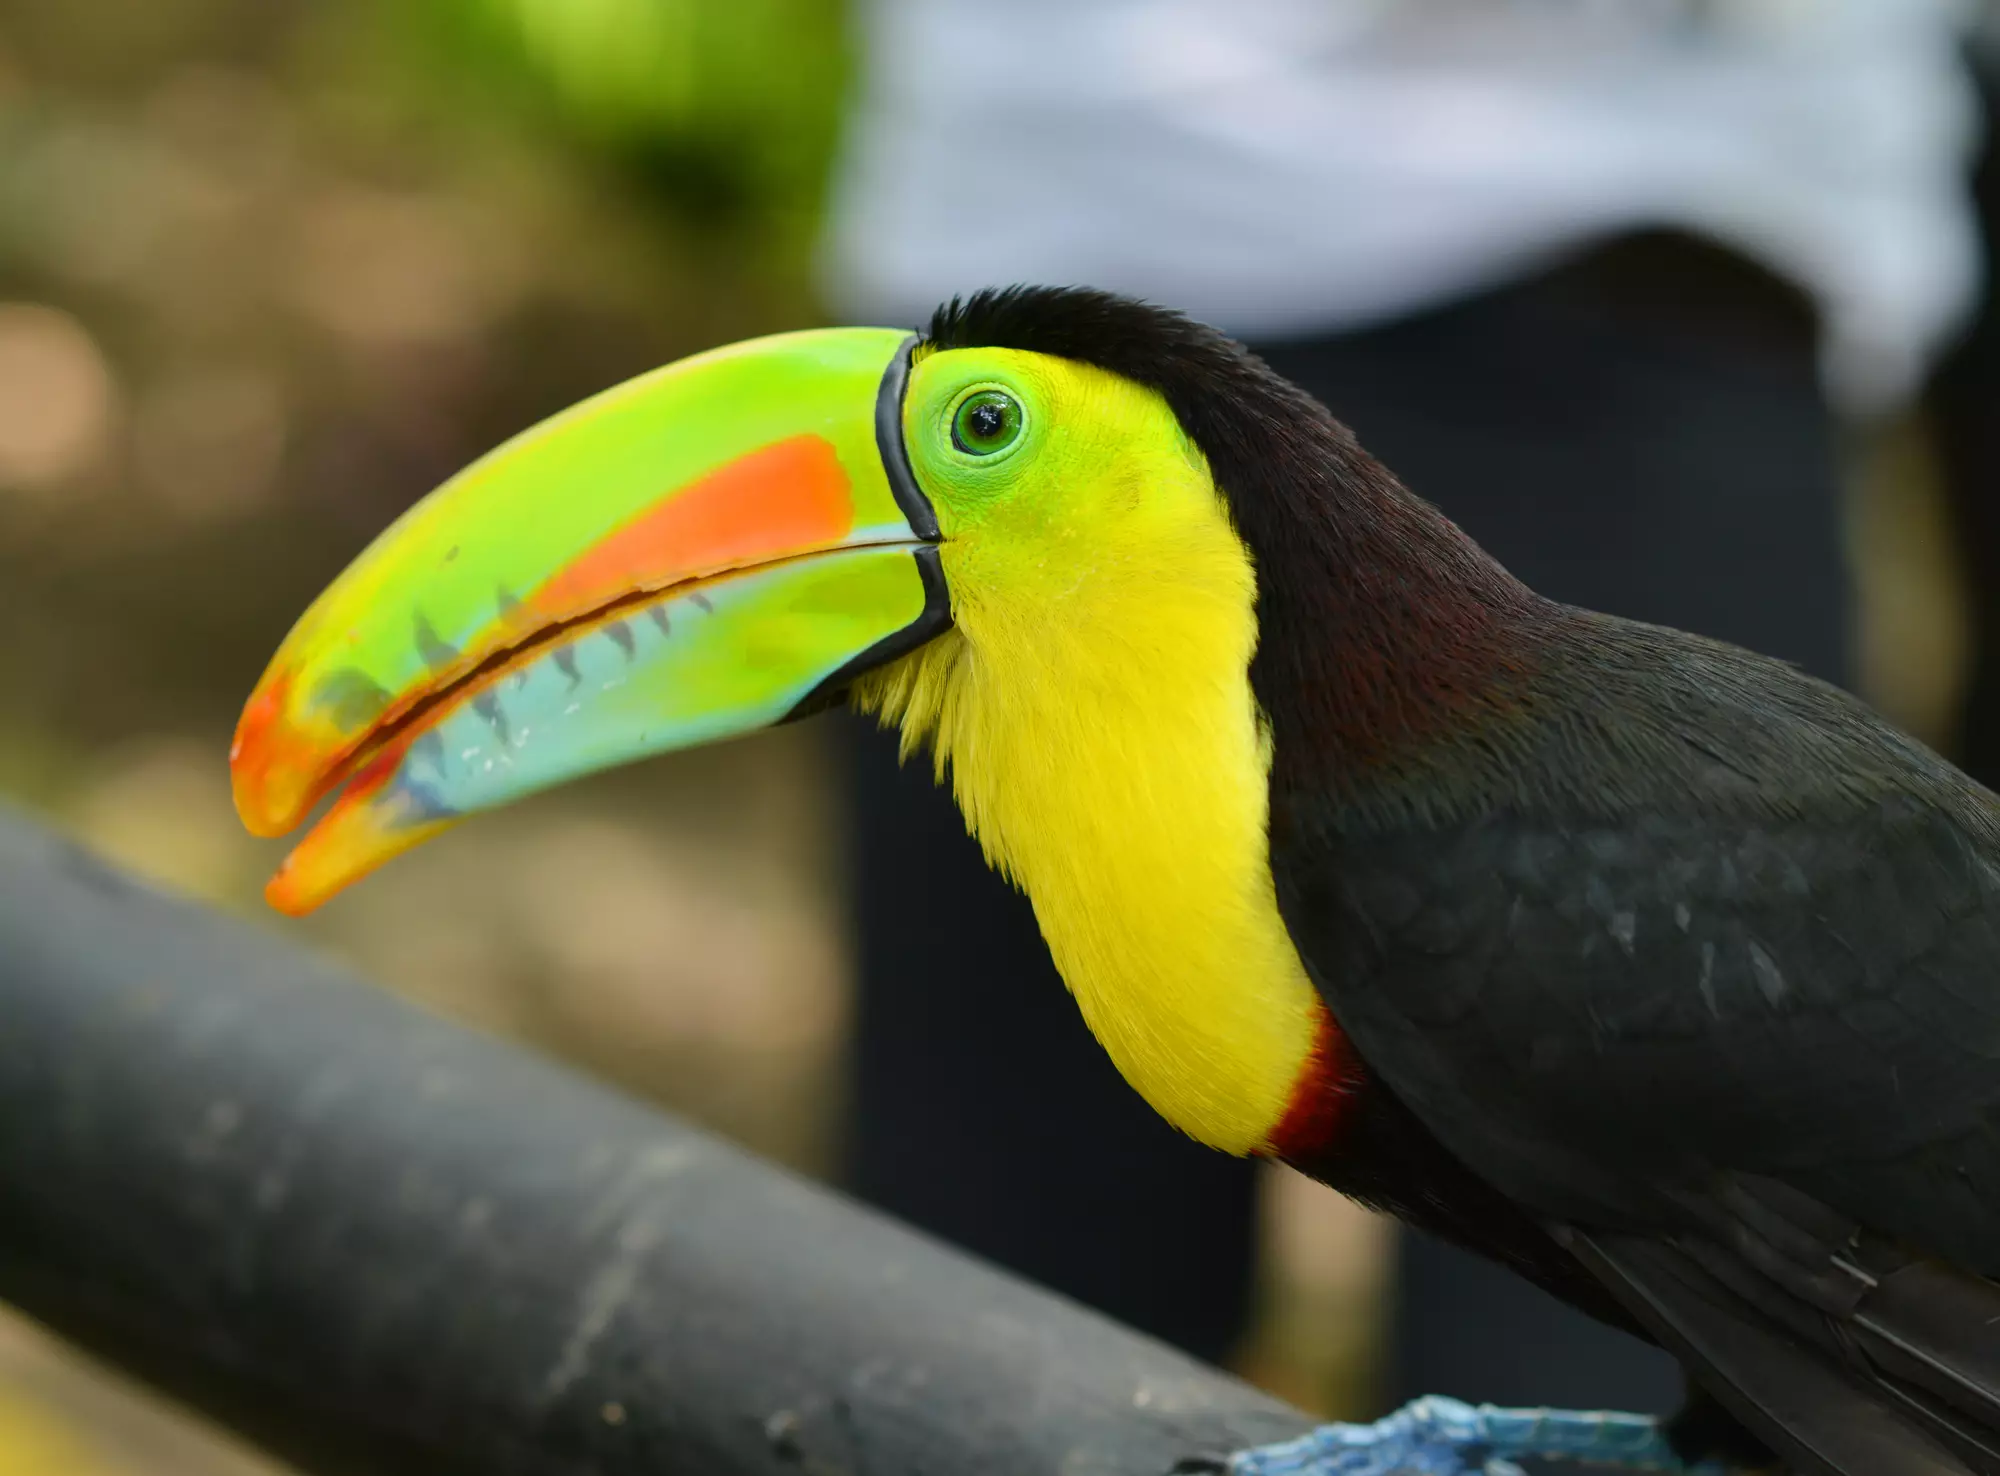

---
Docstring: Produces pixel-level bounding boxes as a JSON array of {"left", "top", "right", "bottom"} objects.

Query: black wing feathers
[
  {"left": 1273, "top": 615, "right": 2000, "bottom": 1475},
  {"left": 1298, "top": 801, "right": 2000, "bottom": 1261},
  {"left": 1570, "top": 1228, "right": 1989, "bottom": 1476}
]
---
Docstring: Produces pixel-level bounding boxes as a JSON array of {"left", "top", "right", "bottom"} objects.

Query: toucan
[{"left": 231, "top": 288, "right": 2000, "bottom": 1476}]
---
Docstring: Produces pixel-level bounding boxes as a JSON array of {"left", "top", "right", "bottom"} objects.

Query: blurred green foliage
[
  {"left": 0, "top": 0, "right": 858, "bottom": 770},
  {"left": 0, "top": 3, "right": 1400, "bottom": 1468},
  {"left": 394, "top": 0, "right": 850, "bottom": 236},
  {"left": 0, "top": 6, "right": 866, "bottom": 1461}
]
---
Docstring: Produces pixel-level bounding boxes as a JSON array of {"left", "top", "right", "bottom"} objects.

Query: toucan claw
[{"left": 1223, "top": 1396, "right": 1730, "bottom": 1476}]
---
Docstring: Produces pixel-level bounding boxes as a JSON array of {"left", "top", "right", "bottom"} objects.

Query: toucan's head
[
  {"left": 233, "top": 287, "right": 1386, "bottom": 1155},
  {"left": 233, "top": 287, "right": 1327, "bottom": 912}
]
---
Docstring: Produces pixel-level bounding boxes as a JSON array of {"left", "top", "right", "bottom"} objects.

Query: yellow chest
[{"left": 857, "top": 542, "right": 1324, "bottom": 1156}]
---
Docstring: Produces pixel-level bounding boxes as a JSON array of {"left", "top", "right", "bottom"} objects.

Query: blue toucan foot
[{"left": 1216, "top": 1396, "right": 1729, "bottom": 1475}]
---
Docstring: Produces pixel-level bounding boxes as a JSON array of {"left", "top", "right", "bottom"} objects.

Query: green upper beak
[{"left": 231, "top": 327, "right": 948, "bottom": 914}]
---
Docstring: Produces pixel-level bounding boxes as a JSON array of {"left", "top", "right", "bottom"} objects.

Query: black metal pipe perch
[{"left": 0, "top": 804, "right": 1314, "bottom": 1475}]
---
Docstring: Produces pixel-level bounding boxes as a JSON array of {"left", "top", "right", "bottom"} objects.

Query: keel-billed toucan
[{"left": 232, "top": 289, "right": 2000, "bottom": 1476}]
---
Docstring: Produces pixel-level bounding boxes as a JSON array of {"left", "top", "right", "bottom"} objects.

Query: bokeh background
[{"left": 0, "top": 1, "right": 1990, "bottom": 1469}]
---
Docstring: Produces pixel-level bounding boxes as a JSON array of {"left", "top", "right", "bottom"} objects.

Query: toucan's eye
[{"left": 951, "top": 390, "right": 1024, "bottom": 456}]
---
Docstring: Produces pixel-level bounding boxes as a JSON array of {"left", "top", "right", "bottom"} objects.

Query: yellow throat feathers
[{"left": 854, "top": 354, "right": 1323, "bottom": 1155}]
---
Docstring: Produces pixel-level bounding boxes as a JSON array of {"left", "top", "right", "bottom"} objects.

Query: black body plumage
[
  {"left": 931, "top": 287, "right": 2000, "bottom": 1475},
  {"left": 1285, "top": 616, "right": 2000, "bottom": 1475}
]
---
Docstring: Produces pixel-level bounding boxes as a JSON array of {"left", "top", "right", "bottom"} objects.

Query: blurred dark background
[{"left": 0, "top": 2, "right": 1993, "bottom": 1469}]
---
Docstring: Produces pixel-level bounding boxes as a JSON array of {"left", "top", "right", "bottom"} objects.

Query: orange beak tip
[
  {"left": 259, "top": 807, "right": 460, "bottom": 918},
  {"left": 237, "top": 803, "right": 296, "bottom": 843},
  {"left": 262, "top": 866, "right": 323, "bottom": 919},
  {"left": 230, "top": 775, "right": 306, "bottom": 841}
]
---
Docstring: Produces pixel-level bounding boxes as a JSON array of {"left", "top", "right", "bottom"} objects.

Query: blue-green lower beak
[{"left": 237, "top": 327, "right": 950, "bottom": 914}]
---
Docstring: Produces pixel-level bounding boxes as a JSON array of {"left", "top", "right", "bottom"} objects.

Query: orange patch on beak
[
  {"left": 230, "top": 433, "right": 860, "bottom": 844},
  {"left": 527, "top": 434, "right": 854, "bottom": 621}
]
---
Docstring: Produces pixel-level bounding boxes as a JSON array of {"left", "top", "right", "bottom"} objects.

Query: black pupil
[{"left": 967, "top": 401, "right": 1008, "bottom": 441}]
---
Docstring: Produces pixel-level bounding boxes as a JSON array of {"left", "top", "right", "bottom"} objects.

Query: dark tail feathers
[{"left": 1559, "top": 1180, "right": 2000, "bottom": 1475}]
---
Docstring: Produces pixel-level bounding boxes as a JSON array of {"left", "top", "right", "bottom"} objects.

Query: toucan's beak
[{"left": 231, "top": 327, "right": 946, "bottom": 915}]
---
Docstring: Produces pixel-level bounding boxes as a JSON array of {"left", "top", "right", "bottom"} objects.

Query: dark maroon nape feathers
[{"left": 925, "top": 286, "right": 1545, "bottom": 789}]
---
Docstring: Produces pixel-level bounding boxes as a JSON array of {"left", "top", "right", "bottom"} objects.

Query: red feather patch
[{"left": 1266, "top": 1002, "right": 1367, "bottom": 1161}]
